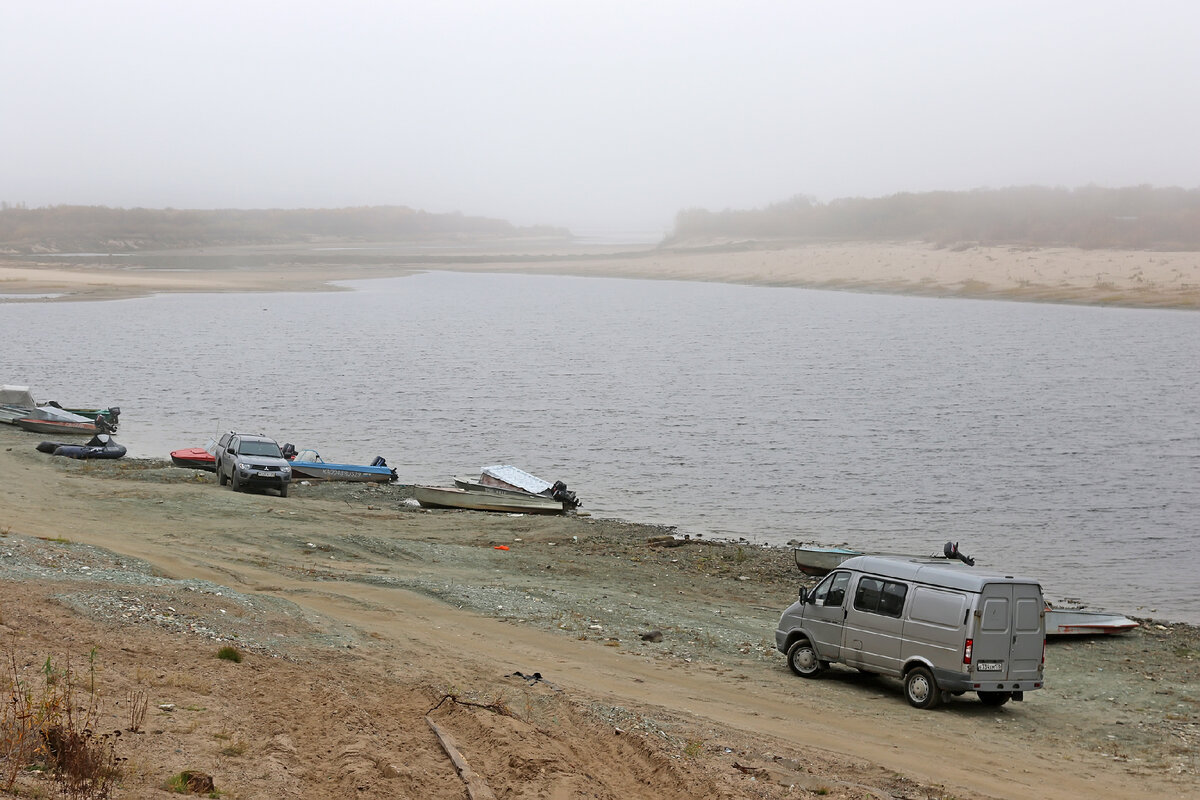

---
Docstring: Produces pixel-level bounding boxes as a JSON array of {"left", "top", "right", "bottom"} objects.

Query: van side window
[{"left": 854, "top": 577, "right": 908, "bottom": 618}]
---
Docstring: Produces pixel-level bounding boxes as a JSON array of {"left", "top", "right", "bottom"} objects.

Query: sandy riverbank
[
  {"left": 2, "top": 240, "right": 1199, "bottom": 308},
  {"left": 0, "top": 424, "right": 1197, "bottom": 799}
]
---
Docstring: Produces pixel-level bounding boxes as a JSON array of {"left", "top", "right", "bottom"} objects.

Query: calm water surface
[{"left": 3, "top": 272, "right": 1198, "bottom": 623}]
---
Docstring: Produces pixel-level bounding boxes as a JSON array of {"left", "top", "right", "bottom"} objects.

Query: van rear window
[
  {"left": 854, "top": 577, "right": 908, "bottom": 618},
  {"left": 909, "top": 587, "right": 967, "bottom": 627}
]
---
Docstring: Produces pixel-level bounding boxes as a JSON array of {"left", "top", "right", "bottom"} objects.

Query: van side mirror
[{"left": 797, "top": 586, "right": 808, "bottom": 603}]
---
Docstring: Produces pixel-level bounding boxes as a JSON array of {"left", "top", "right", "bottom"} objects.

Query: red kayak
[{"left": 170, "top": 447, "right": 216, "bottom": 472}]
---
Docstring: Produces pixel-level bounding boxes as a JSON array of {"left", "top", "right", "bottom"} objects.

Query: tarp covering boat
[
  {"left": 478, "top": 465, "right": 581, "bottom": 508},
  {"left": 480, "top": 465, "right": 555, "bottom": 494}
]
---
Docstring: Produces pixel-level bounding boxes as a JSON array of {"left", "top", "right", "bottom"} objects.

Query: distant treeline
[
  {"left": 0, "top": 204, "right": 569, "bottom": 253},
  {"left": 667, "top": 186, "right": 1200, "bottom": 250}
]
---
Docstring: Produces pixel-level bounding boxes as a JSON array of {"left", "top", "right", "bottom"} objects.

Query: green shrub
[{"left": 215, "top": 647, "right": 242, "bottom": 663}]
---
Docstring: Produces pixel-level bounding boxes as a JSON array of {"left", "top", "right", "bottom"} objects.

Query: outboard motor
[
  {"left": 281, "top": 442, "right": 297, "bottom": 460},
  {"left": 95, "top": 414, "right": 114, "bottom": 435},
  {"left": 943, "top": 541, "right": 976, "bottom": 566},
  {"left": 370, "top": 456, "right": 387, "bottom": 467},
  {"left": 550, "top": 480, "right": 581, "bottom": 509}
]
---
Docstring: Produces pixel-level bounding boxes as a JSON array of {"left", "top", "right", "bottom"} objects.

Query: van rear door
[{"left": 972, "top": 582, "right": 1044, "bottom": 681}]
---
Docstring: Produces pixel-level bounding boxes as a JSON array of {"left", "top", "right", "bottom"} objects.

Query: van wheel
[
  {"left": 978, "top": 691, "right": 1012, "bottom": 707},
  {"left": 786, "top": 640, "right": 825, "bottom": 678},
  {"left": 218, "top": 464, "right": 227, "bottom": 486},
  {"left": 904, "top": 666, "right": 940, "bottom": 709}
]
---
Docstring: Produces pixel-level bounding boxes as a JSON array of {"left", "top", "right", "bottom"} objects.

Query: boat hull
[
  {"left": 15, "top": 418, "right": 100, "bottom": 435},
  {"left": 290, "top": 463, "right": 395, "bottom": 482},
  {"left": 170, "top": 448, "right": 217, "bottom": 472},
  {"left": 1045, "top": 609, "right": 1138, "bottom": 636},
  {"left": 413, "top": 485, "right": 567, "bottom": 514},
  {"left": 37, "top": 434, "right": 125, "bottom": 459},
  {"left": 792, "top": 546, "right": 864, "bottom": 576}
]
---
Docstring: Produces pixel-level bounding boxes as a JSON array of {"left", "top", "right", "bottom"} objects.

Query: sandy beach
[
  {"left": 1, "top": 240, "right": 1199, "bottom": 309},
  {"left": 1, "top": 424, "right": 1198, "bottom": 799}
]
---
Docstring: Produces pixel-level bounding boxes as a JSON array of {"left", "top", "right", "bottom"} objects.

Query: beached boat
[
  {"left": 0, "top": 385, "right": 40, "bottom": 424},
  {"left": 48, "top": 402, "right": 121, "bottom": 427},
  {"left": 36, "top": 433, "right": 126, "bottom": 460},
  {"left": 791, "top": 545, "right": 866, "bottom": 576},
  {"left": 14, "top": 407, "right": 109, "bottom": 435},
  {"left": 1045, "top": 608, "right": 1139, "bottom": 636},
  {"left": 413, "top": 485, "right": 569, "bottom": 514},
  {"left": 288, "top": 449, "right": 396, "bottom": 482},
  {"left": 456, "top": 464, "right": 582, "bottom": 509},
  {"left": 171, "top": 447, "right": 217, "bottom": 471},
  {"left": 0, "top": 385, "right": 120, "bottom": 428}
]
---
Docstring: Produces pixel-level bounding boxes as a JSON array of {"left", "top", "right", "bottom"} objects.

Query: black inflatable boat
[{"left": 37, "top": 433, "right": 127, "bottom": 460}]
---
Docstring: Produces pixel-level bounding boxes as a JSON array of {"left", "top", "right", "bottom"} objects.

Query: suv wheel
[
  {"left": 231, "top": 470, "right": 241, "bottom": 492},
  {"left": 218, "top": 462, "right": 227, "bottom": 486},
  {"left": 279, "top": 483, "right": 288, "bottom": 498}
]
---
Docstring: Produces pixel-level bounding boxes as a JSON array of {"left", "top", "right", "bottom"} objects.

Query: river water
[{"left": 3, "top": 271, "right": 1198, "bottom": 623}]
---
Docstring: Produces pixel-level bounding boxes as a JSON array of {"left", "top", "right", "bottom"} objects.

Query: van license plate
[{"left": 976, "top": 661, "right": 1003, "bottom": 672}]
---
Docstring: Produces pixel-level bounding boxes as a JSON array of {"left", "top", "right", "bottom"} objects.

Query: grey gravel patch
[{"left": 1, "top": 534, "right": 353, "bottom": 655}]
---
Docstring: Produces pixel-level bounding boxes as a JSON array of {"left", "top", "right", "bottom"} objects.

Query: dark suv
[{"left": 213, "top": 432, "right": 292, "bottom": 497}]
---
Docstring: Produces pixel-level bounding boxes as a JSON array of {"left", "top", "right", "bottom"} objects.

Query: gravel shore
[{"left": 2, "top": 434, "right": 1198, "bottom": 798}]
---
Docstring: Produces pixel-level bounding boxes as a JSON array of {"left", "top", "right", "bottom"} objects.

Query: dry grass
[{"left": 1, "top": 642, "right": 122, "bottom": 798}]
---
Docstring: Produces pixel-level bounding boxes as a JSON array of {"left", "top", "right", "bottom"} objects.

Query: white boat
[
  {"left": 791, "top": 545, "right": 865, "bottom": 576},
  {"left": 454, "top": 464, "right": 581, "bottom": 509},
  {"left": 0, "top": 385, "right": 40, "bottom": 424},
  {"left": 1045, "top": 608, "right": 1139, "bottom": 636},
  {"left": 412, "top": 485, "right": 569, "bottom": 514}
]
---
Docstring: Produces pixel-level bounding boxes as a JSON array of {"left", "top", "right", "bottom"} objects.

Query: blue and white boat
[{"left": 287, "top": 449, "right": 397, "bottom": 483}]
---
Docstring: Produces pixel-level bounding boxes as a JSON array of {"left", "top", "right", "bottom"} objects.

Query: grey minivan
[
  {"left": 213, "top": 432, "right": 292, "bottom": 497},
  {"left": 775, "top": 555, "right": 1045, "bottom": 709}
]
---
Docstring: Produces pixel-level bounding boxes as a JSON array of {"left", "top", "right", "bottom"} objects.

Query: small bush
[
  {"left": 215, "top": 647, "right": 242, "bottom": 663},
  {"left": 164, "top": 770, "right": 218, "bottom": 796}
]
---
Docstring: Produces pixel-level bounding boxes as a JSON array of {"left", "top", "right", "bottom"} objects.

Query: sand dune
[{"left": 2, "top": 240, "right": 1198, "bottom": 308}]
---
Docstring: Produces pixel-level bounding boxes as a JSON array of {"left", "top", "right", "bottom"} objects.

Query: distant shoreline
[{"left": 2, "top": 240, "right": 1198, "bottom": 309}]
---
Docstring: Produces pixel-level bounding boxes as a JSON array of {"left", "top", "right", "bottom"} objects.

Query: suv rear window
[{"left": 854, "top": 577, "right": 908, "bottom": 618}]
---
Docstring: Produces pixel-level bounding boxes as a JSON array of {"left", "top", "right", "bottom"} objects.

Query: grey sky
[{"left": 3, "top": 1, "right": 1198, "bottom": 234}]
